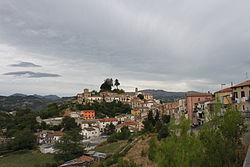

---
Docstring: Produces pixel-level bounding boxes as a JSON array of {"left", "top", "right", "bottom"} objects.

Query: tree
[
  {"left": 162, "top": 115, "right": 171, "bottom": 124},
  {"left": 54, "top": 130, "right": 83, "bottom": 162},
  {"left": 150, "top": 104, "right": 247, "bottom": 167},
  {"left": 154, "top": 118, "right": 204, "bottom": 167},
  {"left": 157, "top": 124, "right": 169, "bottom": 140},
  {"left": 61, "top": 116, "right": 80, "bottom": 132},
  {"left": 100, "top": 78, "right": 113, "bottom": 92},
  {"left": 114, "top": 79, "right": 120, "bottom": 89},
  {"left": 137, "top": 94, "right": 144, "bottom": 100},
  {"left": 104, "top": 123, "right": 116, "bottom": 135},
  {"left": 8, "top": 128, "right": 37, "bottom": 151}
]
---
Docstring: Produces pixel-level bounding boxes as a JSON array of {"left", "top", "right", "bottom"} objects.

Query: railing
[{"left": 243, "top": 145, "right": 250, "bottom": 167}]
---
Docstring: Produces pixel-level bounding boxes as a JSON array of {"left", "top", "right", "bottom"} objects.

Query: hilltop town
[{"left": 1, "top": 79, "right": 250, "bottom": 167}]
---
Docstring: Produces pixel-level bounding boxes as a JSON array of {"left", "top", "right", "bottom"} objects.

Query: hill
[
  {"left": 10, "top": 93, "right": 60, "bottom": 99},
  {"left": 0, "top": 95, "right": 73, "bottom": 112},
  {"left": 140, "top": 89, "right": 198, "bottom": 101}
]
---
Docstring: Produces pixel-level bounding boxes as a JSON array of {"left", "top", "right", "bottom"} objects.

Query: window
[
  {"left": 241, "top": 86, "right": 244, "bottom": 89},
  {"left": 243, "top": 105, "right": 245, "bottom": 111},
  {"left": 241, "top": 91, "right": 245, "bottom": 97},
  {"left": 233, "top": 92, "right": 238, "bottom": 98},
  {"left": 198, "top": 98, "right": 200, "bottom": 101}
]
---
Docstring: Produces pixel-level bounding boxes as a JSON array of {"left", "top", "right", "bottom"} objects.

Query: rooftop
[
  {"left": 215, "top": 87, "right": 233, "bottom": 93},
  {"left": 99, "top": 118, "right": 118, "bottom": 122},
  {"left": 231, "top": 80, "right": 250, "bottom": 88},
  {"left": 186, "top": 93, "right": 212, "bottom": 97}
]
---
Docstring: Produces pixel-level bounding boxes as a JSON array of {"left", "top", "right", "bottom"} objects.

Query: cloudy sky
[{"left": 0, "top": 0, "right": 250, "bottom": 96}]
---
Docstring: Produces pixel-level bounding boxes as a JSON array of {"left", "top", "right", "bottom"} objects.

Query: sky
[{"left": 0, "top": 0, "right": 250, "bottom": 96}]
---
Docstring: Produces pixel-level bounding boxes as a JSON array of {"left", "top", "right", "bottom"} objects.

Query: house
[
  {"left": 98, "top": 118, "right": 118, "bottom": 132},
  {"left": 194, "top": 100, "right": 215, "bottom": 125},
  {"left": 131, "top": 109, "right": 140, "bottom": 115},
  {"left": 59, "top": 155, "right": 94, "bottom": 167},
  {"left": 231, "top": 80, "right": 250, "bottom": 113},
  {"left": 115, "top": 114, "right": 135, "bottom": 123},
  {"left": 163, "top": 102, "right": 178, "bottom": 116},
  {"left": 80, "top": 120, "right": 98, "bottom": 129},
  {"left": 80, "top": 110, "right": 95, "bottom": 120},
  {"left": 84, "top": 151, "right": 107, "bottom": 161},
  {"left": 41, "top": 117, "right": 63, "bottom": 126},
  {"left": 178, "top": 98, "right": 186, "bottom": 115},
  {"left": 116, "top": 121, "right": 139, "bottom": 132},
  {"left": 215, "top": 87, "right": 233, "bottom": 105},
  {"left": 35, "top": 130, "right": 63, "bottom": 144},
  {"left": 81, "top": 127, "right": 100, "bottom": 139},
  {"left": 39, "top": 144, "right": 56, "bottom": 154},
  {"left": 186, "top": 93, "right": 213, "bottom": 124}
]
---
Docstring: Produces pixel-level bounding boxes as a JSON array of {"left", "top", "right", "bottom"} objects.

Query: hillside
[
  {"left": 0, "top": 95, "right": 73, "bottom": 112},
  {"left": 140, "top": 89, "right": 198, "bottom": 101}
]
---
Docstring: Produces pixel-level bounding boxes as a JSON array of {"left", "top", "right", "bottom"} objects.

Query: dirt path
[{"left": 123, "top": 135, "right": 157, "bottom": 167}]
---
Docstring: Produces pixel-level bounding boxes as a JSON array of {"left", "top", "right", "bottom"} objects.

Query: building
[
  {"left": 81, "top": 127, "right": 100, "bottom": 139},
  {"left": 59, "top": 155, "right": 94, "bottom": 167},
  {"left": 80, "top": 120, "right": 98, "bottom": 129},
  {"left": 194, "top": 100, "right": 215, "bottom": 125},
  {"left": 98, "top": 118, "right": 118, "bottom": 132},
  {"left": 231, "top": 80, "right": 250, "bottom": 112},
  {"left": 35, "top": 130, "right": 63, "bottom": 144},
  {"left": 215, "top": 87, "right": 233, "bottom": 105},
  {"left": 163, "top": 102, "right": 179, "bottom": 118},
  {"left": 186, "top": 93, "right": 213, "bottom": 124},
  {"left": 39, "top": 144, "right": 56, "bottom": 154},
  {"left": 116, "top": 121, "right": 139, "bottom": 132},
  {"left": 80, "top": 110, "right": 95, "bottom": 120}
]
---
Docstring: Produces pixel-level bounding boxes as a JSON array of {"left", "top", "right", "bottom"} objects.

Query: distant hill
[
  {"left": 10, "top": 93, "right": 60, "bottom": 99},
  {"left": 140, "top": 89, "right": 198, "bottom": 102},
  {"left": 0, "top": 95, "right": 73, "bottom": 112}
]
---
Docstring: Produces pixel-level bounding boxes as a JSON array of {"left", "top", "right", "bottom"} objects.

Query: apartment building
[{"left": 232, "top": 80, "right": 250, "bottom": 112}]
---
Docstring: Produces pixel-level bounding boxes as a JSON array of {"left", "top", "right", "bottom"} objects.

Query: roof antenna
[{"left": 245, "top": 72, "right": 248, "bottom": 80}]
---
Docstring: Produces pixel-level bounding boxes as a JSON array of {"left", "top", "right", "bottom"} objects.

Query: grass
[
  {"left": 0, "top": 150, "right": 56, "bottom": 167},
  {"left": 94, "top": 140, "right": 127, "bottom": 154}
]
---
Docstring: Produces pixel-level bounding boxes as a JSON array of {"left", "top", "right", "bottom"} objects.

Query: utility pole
[{"left": 221, "top": 83, "right": 226, "bottom": 90}]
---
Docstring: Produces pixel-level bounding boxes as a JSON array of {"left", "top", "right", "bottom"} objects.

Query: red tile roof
[
  {"left": 81, "top": 110, "right": 95, "bottom": 113},
  {"left": 99, "top": 118, "right": 118, "bottom": 122},
  {"left": 215, "top": 87, "right": 232, "bottom": 93},
  {"left": 124, "top": 121, "right": 138, "bottom": 126},
  {"left": 231, "top": 80, "right": 250, "bottom": 88},
  {"left": 73, "top": 155, "right": 94, "bottom": 163},
  {"left": 54, "top": 131, "right": 63, "bottom": 136},
  {"left": 63, "top": 113, "right": 70, "bottom": 117},
  {"left": 186, "top": 93, "right": 212, "bottom": 97}
]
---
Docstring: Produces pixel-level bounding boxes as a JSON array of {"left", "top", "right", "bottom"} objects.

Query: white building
[
  {"left": 81, "top": 127, "right": 100, "bottom": 139},
  {"left": 80, "top": 120, "right": 98, "bottom": 129},
  {"left": 98, "top": 118, "right": 118, "bottom": 132}
]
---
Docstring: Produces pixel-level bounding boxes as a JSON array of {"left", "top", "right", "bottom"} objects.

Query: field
[
  {"left": 94, "top": 140, "right": 127, "bottom": 154},
  {"left": 0, "top": 151, "right": 56, "bottom": 167}
]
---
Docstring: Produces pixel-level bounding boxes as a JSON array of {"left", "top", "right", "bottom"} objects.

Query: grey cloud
[
  {"left": 4, "top": 71, "right": 61, "bottom": 78},
  {"left": 0, "top": 0, "right": 250, "bottom": 94},
  {"left": 9, "top": 61, "right": 41, "bottom": 67}
]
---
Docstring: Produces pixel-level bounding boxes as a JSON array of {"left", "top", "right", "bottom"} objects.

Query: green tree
[
  {"left": 100, "top": 78, "right": 113, "bottom": 92},
  {"left": 162, "top": 115, "right": 171, "bottom": 124},
  {"left": 157, "top": 124, "right": 169, "bottom": 140},
  {"left": 54, "top": 130, "right": 83, "bottom": 162},
  {"left": 155, "top": 118, "right": 204, "bottom": 167},
  {"left": 61, "top": 116, "right": 80, "bottom": 132},
  {"left": 114, "top": 79, "right": 120, "bottom": 89},
  {"left": 8, "top": 128, "right": 37, "bottom": 150},
  {"left": 104, "top": 123, "right": 116, "bottom": 135},
  {"left": 137, "top": 94, "right": 144, "bottom": 100}
]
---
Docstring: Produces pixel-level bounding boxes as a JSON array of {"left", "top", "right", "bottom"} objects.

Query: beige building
[
  {"left": 214, "top": 87, "right": 232, "bottom": 105},
  {"left": 232, "top": 80, "right": 250, "bottom": 112}
]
